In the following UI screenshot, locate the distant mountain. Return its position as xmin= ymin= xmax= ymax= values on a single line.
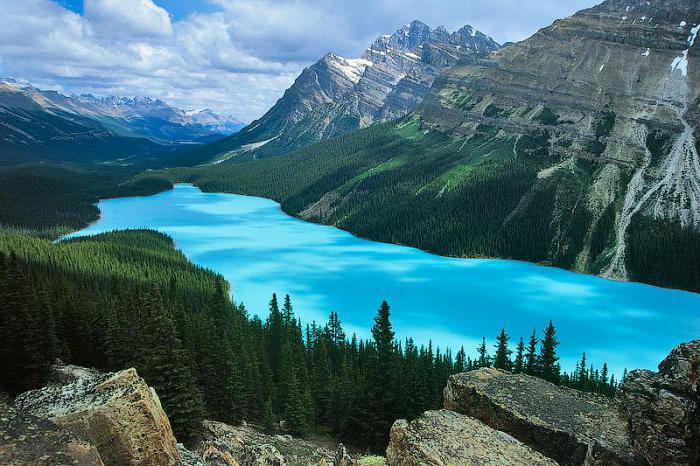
xmin=71 ymin=93 xmax=245 ymax=142
xmin=0 ymin=79 xmax=244 ymax=165
xmin=191 ymin=20 xmax=500 ymax=164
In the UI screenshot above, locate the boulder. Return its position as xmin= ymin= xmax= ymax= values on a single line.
xmin=619 ymin=340 xmax=699 ymax=466
xmin=14 ymin=363 xmax=182 ymax=466
xmin=196 ymin=420 xmax=353 ymax=466
xmin=0 ymin=398 xmax=104 ymax=466
xmin=444 ymin=368 xmax=642 ymax=465
xmin=386 ymin=409 xmax=557 ymax=466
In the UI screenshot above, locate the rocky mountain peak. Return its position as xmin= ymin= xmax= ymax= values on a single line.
xmin=198 ymin=20 xmax=500 ymax=162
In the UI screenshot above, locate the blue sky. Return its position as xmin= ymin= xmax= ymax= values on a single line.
xmin=0 ymin=0 xmax=598 ymax=121
xmin=56 ymin=0 xmax=218 ymax=20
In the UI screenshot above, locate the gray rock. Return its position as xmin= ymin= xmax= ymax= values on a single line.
xmin=619 ymin=340 xmax=699 ymax=465
xmin=0 ymin=398 xmax=104 ymax=466
xmin=386 ymin=409 xmax=557 ymax=466
xmin=444 ymin=368 xmax=643 ymax=465
xmin=14 ymin=363 xmax=182 ymax=466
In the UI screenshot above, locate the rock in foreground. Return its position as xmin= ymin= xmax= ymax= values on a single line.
xmin=196 ymin=419 xmax=357 ymax=466
xmin=619 ymin=340 xmax=699 ymax=466
xmin=444 ymin=368 xmax=642 ymax=465
xmin=14 ymin=363 xmax=181 ymax=466
xmin=386 ymin=409 xmax=556 ymax=466
xmin=0 ymin=397 xmax=104 ymax=466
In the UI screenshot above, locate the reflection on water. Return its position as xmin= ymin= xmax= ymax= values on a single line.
xmin=69 ymin=184 xmax=700 ymax=374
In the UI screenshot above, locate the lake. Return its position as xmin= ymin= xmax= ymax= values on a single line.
xmin=69 ymin=183 xmax=700 ymax=375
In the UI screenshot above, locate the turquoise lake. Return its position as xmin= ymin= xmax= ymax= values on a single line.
xmin=69 ymin=184 xmax=700 ymax=375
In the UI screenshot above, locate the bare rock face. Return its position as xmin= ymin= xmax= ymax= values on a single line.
xmin=196 ymin=420 xmax=355 ymax=466
xmin=0 ymin=397 xmax=104 ymax=466
xmin=619 ymin=340 xmax=699 ymax=465
xmin=386 ymin=409 xmax=557 ymax=466
xmin=14 ymin=363 xmax=182 ymax=466
xmin=443 ymin=368 xmax=643 ymax=465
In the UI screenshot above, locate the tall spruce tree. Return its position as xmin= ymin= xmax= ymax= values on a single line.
xmin=513 ymin=337 xmax=525 ymax=373
xmin=525 ymin=330 xmax=539 ymax=375
xmin=539 ymin=321 xmax=560 ymax=384
xmin=142 ymin=285 xmax=204 ymax=444
xmin=476 ymin=337 xmax=490 ymax=368
xmin=493 ymin=328 xmax=512 ymax=371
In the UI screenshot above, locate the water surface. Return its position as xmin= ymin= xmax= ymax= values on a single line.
xmin=70 ymin=184 xmax=700 ymax=374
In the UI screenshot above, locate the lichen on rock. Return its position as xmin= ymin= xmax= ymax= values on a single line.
xmin=14 ymin=363 xmax=182 ymax=466
xmin=443 ymin=367 xmax=643 ymax=465
xmin=386 ymin=409 xmax=557 ymax=466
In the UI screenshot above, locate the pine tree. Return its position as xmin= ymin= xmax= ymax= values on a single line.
xmin=513 ymin=337 xmax=525 ymax=373
xmin=455 ymin=346 xmax=466 ymax=373
xmin=493 ymin=328 xmax=512 ymax=371
xmin=538 ymin=321 xmax=560 ymax=384
xmin=525 ymin=330 xmax=539 ymax=375
xmin=282 ymin=294 xmax=294 ymax=326
xmin=141 ymin=285 xmax=204 ymax=444
xmin=366 ymin=301 xmax=397 ymax=451
xmin=476 ymin=337 xmax=490 ymax=368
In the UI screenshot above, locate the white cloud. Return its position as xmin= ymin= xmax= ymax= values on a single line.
xmin=0 ymin=0 xmax=599 ymax=121
xmin=84 ymin=0 xmax=173 ymax=39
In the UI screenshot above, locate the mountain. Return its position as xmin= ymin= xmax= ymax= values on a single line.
xmin=71 ymin=93 xmax=244 ymax=142
xmin=172 ymin=0 xmax=700 ymax=293
xmin=0 ymin=79 xmax=244 ymax=165
xmin=190 ymin=20 xmax=500 ymax=164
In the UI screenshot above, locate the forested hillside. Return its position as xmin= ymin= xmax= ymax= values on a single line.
xmin=0 ymin=164 xmax=171 ymax=238
xmin=0 ymin=226 xmax=617 ymax=451
xmin=159 ymin=116 xmax=700 ymax=293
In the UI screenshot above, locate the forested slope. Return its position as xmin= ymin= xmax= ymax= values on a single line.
xmin=0 ymin=226 xmax=617 ymax=451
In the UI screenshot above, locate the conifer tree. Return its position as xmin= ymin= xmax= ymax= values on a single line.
xmin=513 ymin=337 xmax=525 ymax=373
xmin=539 ymin=321 xmax=560 ymax=384
xmin=476 ymin=337 xmax=490 ymax=368
xmin=525 ymin=330 xmax=539 ymax=375
xmin=493 ymin=328 xmax=512 ymax=371
xmin=455 ymin=346 xmax=466 ymax=373
xmin=141 ymin=285 xmax=204 ymax=444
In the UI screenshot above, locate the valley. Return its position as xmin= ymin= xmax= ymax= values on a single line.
xmin=1 ymin=0 xmax=699 ymax=464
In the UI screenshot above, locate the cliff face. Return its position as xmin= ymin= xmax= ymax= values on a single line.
xmin=193 ymin=21 xmax=500 ymax=163
xmin=420 ymin=0 xmax=700 ymax=280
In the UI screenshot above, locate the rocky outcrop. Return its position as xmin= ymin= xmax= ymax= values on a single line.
xmin=0 ymin=397 xmax=104 ymax=466
xmin=195 ymin=420 xmax=357 ymax=466
xmin=619 ymin=340 xmax=699 ymax=465
xmin=386 ymin=409 xmax=557 ymax=465
xmin=14 ymin=363 xmax=182 ymax=466
xmin=443 ymin=368 xmax=642 ymax=465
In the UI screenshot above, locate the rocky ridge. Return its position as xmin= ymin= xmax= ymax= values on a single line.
xmin=195 ymin=21 xmax=500 ymax=163
xmin=387 ymin=339 xmax=700 ymax=465
xmin=2 ymin=340 xmax=698 ymax=465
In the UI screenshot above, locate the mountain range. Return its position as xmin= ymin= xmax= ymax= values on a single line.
xmin=0 ymin=79 xmax=244 ymax=165
xmin=190 ymin=20 xmax=500 ymax=164
xmin=178 ymin=0 xmax=700 ymax=293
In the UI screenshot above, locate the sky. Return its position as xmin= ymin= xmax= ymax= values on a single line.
xmin=0 ymin=0 xmax=599 ymax=122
